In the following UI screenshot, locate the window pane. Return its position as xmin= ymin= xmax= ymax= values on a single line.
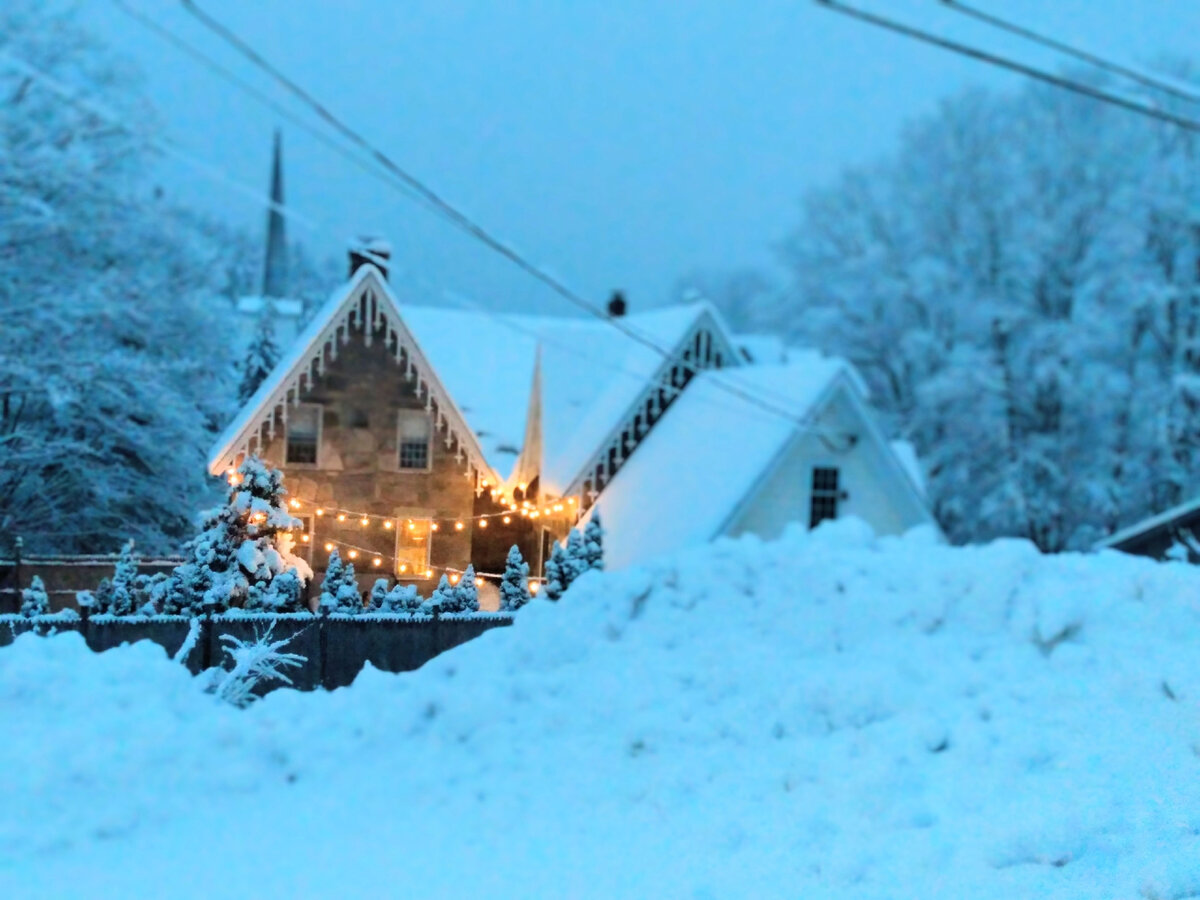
xmin=287 ymin=405 xmax=320 ymax=464
xmin=395 ymin=518 xmax=431 ymax=575
xmin=810 ymin=466 xmax=840 ymax=528
xmin=398 ymin=411 xmax=431 ymax=470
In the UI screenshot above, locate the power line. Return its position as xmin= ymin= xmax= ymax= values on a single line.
xmin=108 ymin=0 xmax=437 ymax=216
xmin=0 ymin=49 xmax=322 ymax=233
xmin=813 ymin=0 xmax=1200 ymax=133
xmin=178 ymin=0 xmax=821 ymax=430
xmin=939 ymin=0 xmax=1200 ymax=105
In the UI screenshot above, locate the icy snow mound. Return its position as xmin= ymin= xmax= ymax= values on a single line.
xmin=3 ymin=521 xmax=1200 ymax=898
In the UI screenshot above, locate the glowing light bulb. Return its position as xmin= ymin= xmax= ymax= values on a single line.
xmin=348 ymin=550 xmax=358 ymax=559
xmin=454 ymin=521 xmax=464 ymax=531
xmin=407 ymin=521 xmax=415 ymax=531
xmin=324 ymin=542 xmax=334 ymax=552
xmin=481 ymin=479 xmax=490 ymax=488
xmin=337 ymin=514 xmax=346 ymax=522
xmin=502 ymin=516 xmax=511 ymax=524
xmin=474 ymin=576 xmax=484 ymax=588
xmin=373 ymin=558 xmax=382 ymax=567
xmin=568 ymin=497 xmax=577 ymax=506
xmin=289 ymin=499 xmax=301 ymax=509
xmin=399 ymin=564 xmax=408 ymax=573
xmin=518 ymin=482 xmax=528 ymax=491
xmin=360 ymin=517 xmax=369 ymax=526
xmin=554 ymin=503 xmax=563 ymax=512
xmin=384 ymin=520 xmax=394 ymax=529
xmin=531 ymin=511 xmax=540 ymax=519
xmin=529 ymin=581 xmax=540 ymax=595
xmin=431 ymin=523 xmax=439 ymax=531
xmin=301 ymin=534 xmax=310 ymax=543
xmin=478 ymin=519 xmax=488 ymax=529
xmin=316 ymin=508 xmax=325 ymax=516
xmin=424 ymin=569 xmax=433 ymax=578
xmin=449 ymin=574 xmax=460 ymax=585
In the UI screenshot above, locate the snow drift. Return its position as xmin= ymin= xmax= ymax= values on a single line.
xmin=2 ymin=520 xmax=1199 ymax=898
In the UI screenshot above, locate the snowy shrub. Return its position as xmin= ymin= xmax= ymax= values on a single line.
xmin=380 ymin=583 xmax=423 ymax=614
xmin=423 ymin=575 xmax=459 ymax=616
xmin=319 ymin=550 xmax=362 ymax=615
xmin=369 ymin=578 xmax=391 ymax=611
xmin=583 ymin=512 xmax=604 ymax=572
xmin=563 ymin=529 xmax=589 ymax=587
xmin=207 ymin=623 xmax=307 ymax=708
xmin=19 ymin=576 xmax=50 ymax=618
xmin=543 ymin=543 xmax=567 ymax=602
xmin=455 ymin=565 xmax=480 ymax=613
xmin=106 ymin=540 xmax=139 ymax=616
xmin=155 ymin=456 xmax=311 ymax=616
xmin=500 ymin=545 xmax=531 ymax=611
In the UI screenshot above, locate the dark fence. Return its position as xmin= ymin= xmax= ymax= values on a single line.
xmin=0 ymin=612 xmax=513 ymax=692
xmin=0 ymin=555 xmax=183 ymax=613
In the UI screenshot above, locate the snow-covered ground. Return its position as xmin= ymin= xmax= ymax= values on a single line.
xmin=2 ymin=520 xmax=1199 ymax=898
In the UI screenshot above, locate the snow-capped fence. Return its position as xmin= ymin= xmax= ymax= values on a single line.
xmin=0 ymin=611 xmax=513 ymax=692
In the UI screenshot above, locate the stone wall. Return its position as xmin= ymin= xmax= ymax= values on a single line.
xmin=260 ymin=339 xmax=477 ymax=588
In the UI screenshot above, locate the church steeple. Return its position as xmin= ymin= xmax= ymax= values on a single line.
xmin=261 ymin=129 xmax=288 ymax=298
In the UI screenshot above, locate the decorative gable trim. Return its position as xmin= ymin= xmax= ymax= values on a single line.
xmin=208 ymin=267 xmax=497 ymax=487
xmin=566 ymin=306 xmax=742 ymax=503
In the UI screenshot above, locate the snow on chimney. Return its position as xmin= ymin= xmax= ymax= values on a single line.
xmin=348 ymin=236 xmax=392 ymax=280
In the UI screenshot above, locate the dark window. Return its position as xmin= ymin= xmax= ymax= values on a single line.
xmin=286 ymin=405 xmax=320 ymax=465
xmin=398 ymin=410 xmax=431 ymax=470
xmin=810 ymin=466 xmax=840 ymax=528
xmin=349 ymin=408 xmax=369 ymax=429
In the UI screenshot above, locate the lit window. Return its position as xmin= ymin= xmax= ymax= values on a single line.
xmin=395 ymin=518 xmax=432 ymax=574
xmin=810 ymin=466 xmax=841 ymax=528
xmin=286 ymin=404 xmax=321 ymax=465
xmin=398 ymin=410 xmax=432 ymax=470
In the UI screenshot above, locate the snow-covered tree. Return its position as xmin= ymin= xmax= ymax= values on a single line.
xmin=379 ymin=582 xmax=422 ymax=614
xmin=563 ymin=530 xmax=589 ymax=587
xmin=424 ymin=575 xmax=458 ymax=616
xmin=155 ymin=456 xmax=310 ymax=616
xmin=755 ymin=67 xmax=1200 ymax=550
xmin=319 ymin=550 xmax=361 ymax=615
xmin=95 ymin=539 xmax=139 ymax=616
xmin=237 ymin=304 xmax=280 ymax=404
xmin=542 ymin=542 xmax=567 ymax=601
xmin=500 ymin=545 xmax=532 ymax=611
xmin=369 ymin=578 xmax=391 ymax=611
xmin=582 ymin=513 xmax=605 ymax=572
xmin=0 ymin=2 xmax=244 ymax=558
xmin=455 ymin=565 xmax=480 ymax=613
xmin=20 ymin=575 xmax=49 ymax=618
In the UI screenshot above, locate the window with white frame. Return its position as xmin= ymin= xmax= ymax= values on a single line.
xmin=397 ymin=409 xmax=432 ymax=470
xmin=809 ymin=466 xmax=841 ymax=528
xmin=286 ymin=404 xmax=321 ymax=465
xmin=293 ymin=514 xmax=314 ymax=565
xmin=394 ymin=517 xmax=432 ymax=575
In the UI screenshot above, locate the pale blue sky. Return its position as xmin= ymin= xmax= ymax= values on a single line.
xmin=80 ymin=1 xmax=1200 ymax=314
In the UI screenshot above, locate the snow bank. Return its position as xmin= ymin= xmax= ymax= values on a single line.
xmin=2 ymin=521 xmax=1199 ymax=898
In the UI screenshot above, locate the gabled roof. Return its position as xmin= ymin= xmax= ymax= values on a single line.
xmin=591 ymin=356 xmax=930 ymax=569
xmin=399 ymin=301 xmax=741 ymax=495
xmin=208 ymin=266 xmax=496 ymax=484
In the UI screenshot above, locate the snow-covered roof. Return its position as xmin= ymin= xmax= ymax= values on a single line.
xmin=400 ymin=301 xmax=737 ymax=494
xmin=594 ymin=356 xmax=857 ymax=568
xmin=1094 ymin=495 xmax=1200 ymax=550
xmin=208 ymin=267 xmax=495 ymax=482
xmin=734 ymin=333 xmax=788 ymax=364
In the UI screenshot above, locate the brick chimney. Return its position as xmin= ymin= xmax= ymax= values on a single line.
xmin=348 ymin=236 xmax=392 ymax=280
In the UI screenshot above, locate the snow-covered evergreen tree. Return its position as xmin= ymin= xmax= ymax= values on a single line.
xmin=454 ymin=565 xmax=480 ymax=613
xmin=543 ymin=542 xmax=567 ymax=602
xmin=424 ymin=575 xmax=459 ymax=616
xmin=582 ymin=513 xmax=604 ymax=572
xmin=105 ymin=539 xmax=138 ymax=616
xmin=20 ymin=576 xmax=49 ymax=618
xmin=155 ymin=456 xmax=310 ymax=616
xmin=319 ymin=550 xmax=362 ymax=615
xmin=500 ymin=545 xmax=531 ymax=611
xmin=237 ymin=304 xmax=280 ymax=404
xmin=563 ymin=530 xmax=589 ymax=588
xmin=369 ymin=578 xmax=391 ymax=611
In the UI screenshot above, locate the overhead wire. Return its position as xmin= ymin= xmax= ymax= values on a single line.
xmin=177 ymin=0 xmax=835 ymax=430
xmin=813 ymin=0 xmax=1200 ymax=133
xmin=938 ymin=0 xmax=1200 ymax=104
